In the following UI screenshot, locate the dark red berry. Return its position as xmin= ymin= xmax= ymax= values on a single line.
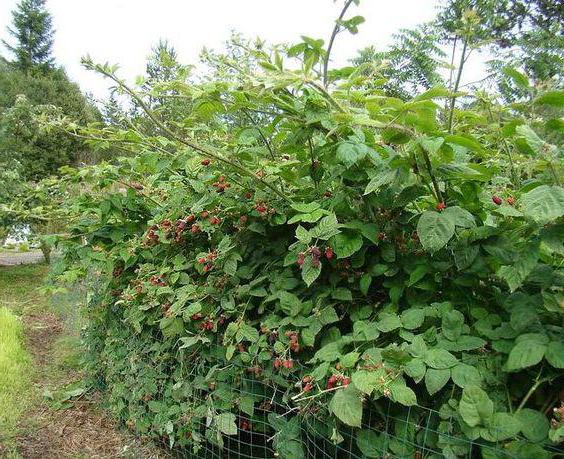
xmin=201 ymin=159 xmax=211 ymax=166
xmin=492 ymin=195 xmax=503 ymax=205
xmin=436 ymin=202 xmax=446 ymax=211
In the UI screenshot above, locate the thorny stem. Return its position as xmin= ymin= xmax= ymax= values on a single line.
xmin=92 ymin=65 xmax=291 ymax=202
xmin=323 ymin=0 xmax=355 ymax=87
xmin=447 ymin=37 xmax=468 ymax=134
xmin=418 ymin=146 xmax=443 ymax=203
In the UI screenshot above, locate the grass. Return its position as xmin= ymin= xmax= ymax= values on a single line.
xmin=0 ymin=263 xmax=85 ymax=456
xmin=0 ymin=307 xmax=33 ymax=450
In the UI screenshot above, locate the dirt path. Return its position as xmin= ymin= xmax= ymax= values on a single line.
xmin=13 ymin=307 xmax=161 ymax=457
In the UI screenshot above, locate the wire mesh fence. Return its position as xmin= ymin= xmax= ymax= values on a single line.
xmin=142 ymin=344 xmax=562 ymax=459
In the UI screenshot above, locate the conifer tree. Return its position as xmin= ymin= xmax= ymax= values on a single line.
xmin=3 ymin=0 xmax=54 ymax=72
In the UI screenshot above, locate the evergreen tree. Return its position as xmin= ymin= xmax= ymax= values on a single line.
xmin=2 ymin=0 xmax=54 ymax=72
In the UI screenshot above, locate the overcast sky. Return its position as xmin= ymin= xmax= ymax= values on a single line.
xmin=0 ymin=0 xmax=489 ymax=100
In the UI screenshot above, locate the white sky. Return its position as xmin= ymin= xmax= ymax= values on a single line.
xmin=0 ymin=0 xmax=489 ymax=101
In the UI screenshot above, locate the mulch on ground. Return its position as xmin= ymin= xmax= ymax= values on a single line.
xmin=14 ymin=311 xmax=161 ymax=458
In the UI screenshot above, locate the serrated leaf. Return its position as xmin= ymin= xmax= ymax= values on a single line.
xmin=459 ymin=385 xmax=493 ymax=427
xmin=417 ymin=211 xmax=455 ymax=252
xmin=215 ymin=412 xmax=237 ymax=435
xmin=424 ymin=348 xmax=457 ymax=369
xmin=451 ymin=364 xmax=481 ymax=388
xmin=505 ymin=340 xmax=546 ymax=371
xmin=331 ymin=231 xmax=363 ymax=259
xmin=329 ymin=386 xmax=362 ymax=427
xmin=356 ymin=429 xmax=386 ymax=458
xmin=301 ymin=255 xmax=321 ymax=287
xmin=521 ymin=185 xmax=564 ymax=223
xmin=545 ymin=341 xmax=564 ymax=368
xmin=425 ymin=368 xmax=450 ymax=395
xmin=364 ymin=169 xmax=396 ymax=195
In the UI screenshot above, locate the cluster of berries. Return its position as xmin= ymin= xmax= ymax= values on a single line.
xmin=273 ymin=358 xmax=294 ymax=369
xmin=149 ymin=275 xmax=166 ymax=287
xmin=492 ymin=195 xmax=515 ymax=206
xmin=212 ymin=175 xmax=231 ymax=193
xmin=112 ymin=266 xmax=123 ymax=277
xmin=296 ymin=246 xmax=333 ymax=268
xmin=301 ymin=375 xmax=313 ymax=393
xmin=129 ymin=182 xmax=144 ymax=190
xmin=253 ymin=202 xmax=269 ymax=214
xmin=197 ymin=250 xmax=218 ymax=273
xmin=145 ymin=225 xmax=160 ymax=245
xmin=284 ymin=330 xmax=301 ymax=352
xmin=326 ymin=374 xmax=350 ymax=389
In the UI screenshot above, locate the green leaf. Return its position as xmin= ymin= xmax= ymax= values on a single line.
xmin=521 ymin=185 xmax=564 ymax=223
xmin=459 ymin=385 xmax=494 ymax=427
xmin=376 ymin=313 xmax=401 ymax=332
xmin=502 ymin=67 xmax=529 ymax=89
xmin=311 ymin=213 xmax=340 ymax=240
xmin=359 ymin=273 xmax=372 ymax=295
xmin=417 ymin=211 xmax=455 ymax=252
xmin=239 ymin=396 xmax=255 ymax=416
xmin=425 ymin=368 xmax=450 ymax=395
xmin=336 ymin=141 xmax=370 ymax=167
xmin=364 ymin=169 xmax=396 ymax=195
xmin=515 ymin=409 xmax=549 ymax=442
xmin=356 ymin=430 xmax=386 ymax=458
xmin=331 ymin=231 xmax=363 ymax=259
xmin=451 ymin=364 xmax=481 ymax=388
xmin=329 ymin=386 xmax=362 ymax=427
xmin=215 ymin=412 xmax=237 ymax=435
xmin=291 ymin=202 xmax=320 ymax=213
xmin=534 ymin=90 xmax=564 ymax=108
xmin=480 ymin=412 xmax=521 ymax=442
xmin=505 ymin=340 xmax=546 ymax=372
xmin=351 ymin=369 xmax=384 ymax=395
xmin=545 ymin=341 xmax=564 ymax=368
xmin=419 ymin=136 xmax=444 ymax=155
xmin=404 ymin=358 xmax=426 ymax=382
xmin=301 ymin=255 xmax=321 ymax=287
xmin=424 ymin=348 xmax=457 ymax=369
xmin=389 ymin=378 xmax=417 ymax=406
xmin=400 ymin=308 xmax=425 ymax=330
xmin=442 ymin=310 xmax=464 ymax=341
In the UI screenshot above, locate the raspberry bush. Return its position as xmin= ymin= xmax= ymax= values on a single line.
xmin=42 ymin=38 xmax=564 ymax=457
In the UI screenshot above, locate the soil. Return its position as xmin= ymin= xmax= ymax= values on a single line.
xmin=13 ymin=311 xmax=162 ymax=458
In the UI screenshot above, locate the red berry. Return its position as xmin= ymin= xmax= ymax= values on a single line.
xmin=255 ymin=205 xmax=267 ymax=214
xmin=506 ymin=197 xmax=515 ymax=206
xmin=245 ymin=192 xmax=253 ymax=199
xmin=186 ymin=214 xmax=195 ymax=223
xmin=303 ymin=376 xmax=312 ymax=383
xmin=492 ymin=195 xmax=503 ymax=205
xmin=201 ymin=211 xmax=209 ymax=218
xmin=283 ymin=359 xmax=294 ymax=369
xmin=310 ymin=246 xmax=321 ymax=257
xmin=203 ymin=264 xmax=212 ymax=273
xmin=296 ymin=253 xmax=305 ymax=267
xmin=190 ymin=224 xmax=200 ymax=234
xmin=273 ymin=359 xmax=281 ymax=369
xmin=325 ymin=247 xmax=334 ymax=260
xmin=324 ymin=191 xmax=332 ymax=198
xmin=341 ymin=377 xmax=350 ymax=387
xmin=201 ymin=159 xmax=211 ymax=166
xmin=436 ymin=202 xmax=446 ymax=212
xmin=239 ymin=215 xmax=248 ymax=224
xmin=209 ymin=216 xmax=221 ymax=225
xmin=303 ymin=383 xmax=313 ymax=393
xmin=198 ymin=257 xmax=206 ymax=264
xmin=378 ymin=232 xmax=386 ymax=241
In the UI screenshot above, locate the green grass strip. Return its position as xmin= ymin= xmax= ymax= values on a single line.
xmin=0 ymin=306 xmax=33 ymax=443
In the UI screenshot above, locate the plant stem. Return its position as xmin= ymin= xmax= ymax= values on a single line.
xmin=323 ymin=0 xmax=355 ymax=87
xmin=93 ymin=66 xmax=290 ymax=202
xmin=447 ymin=37 xmax=468 ymax=134
xmin=419 ymin=146 xmax=443 ymax=203
xmin=516 ymin=375 xmax=550 ymax=412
